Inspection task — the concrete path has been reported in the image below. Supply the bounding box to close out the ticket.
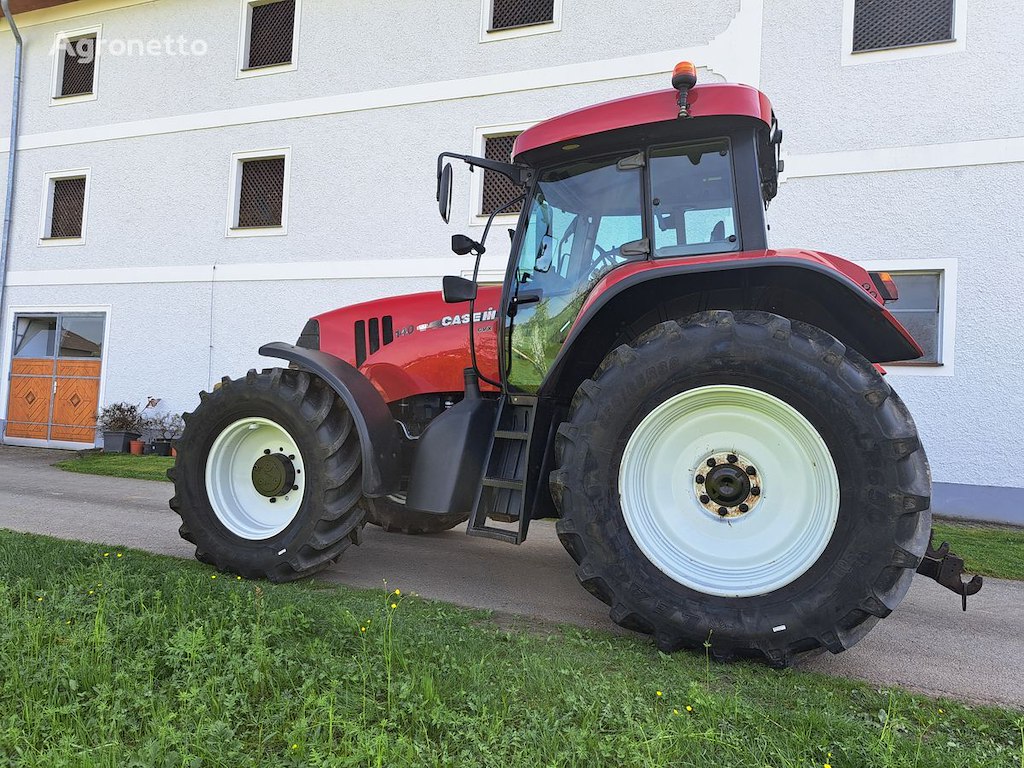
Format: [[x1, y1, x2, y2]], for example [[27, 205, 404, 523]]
[[1, 445, 1021, 710]]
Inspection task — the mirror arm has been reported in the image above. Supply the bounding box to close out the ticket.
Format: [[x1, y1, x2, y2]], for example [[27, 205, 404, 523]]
[[437, 151, 534, 186]]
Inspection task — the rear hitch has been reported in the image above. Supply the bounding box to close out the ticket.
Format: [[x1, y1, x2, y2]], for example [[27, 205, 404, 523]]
[[916, 534, 983, 611]]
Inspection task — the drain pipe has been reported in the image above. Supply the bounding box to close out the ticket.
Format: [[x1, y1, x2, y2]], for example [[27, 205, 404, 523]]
[[0, 0, 22, 331]]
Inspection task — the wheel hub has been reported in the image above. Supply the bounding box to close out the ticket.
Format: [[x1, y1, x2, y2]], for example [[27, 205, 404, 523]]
[[694, 451, 761, 519], [251, 452, 296, 498]]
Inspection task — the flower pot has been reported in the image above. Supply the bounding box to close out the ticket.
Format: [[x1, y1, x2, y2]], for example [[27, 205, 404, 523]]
[[151, 440, 173, 457], [129, 439, 145, 456], [103, 431, 141, 453]]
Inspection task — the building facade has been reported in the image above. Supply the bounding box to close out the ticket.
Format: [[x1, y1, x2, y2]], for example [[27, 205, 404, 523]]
[[0, 0, 1021, 510]]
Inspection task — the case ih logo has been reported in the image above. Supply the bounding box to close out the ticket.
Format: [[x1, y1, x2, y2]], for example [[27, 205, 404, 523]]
[[416, 308, 498, 332]]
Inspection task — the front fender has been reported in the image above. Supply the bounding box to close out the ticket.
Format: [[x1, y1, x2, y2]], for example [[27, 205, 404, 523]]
[[259, 342, 400, 497]]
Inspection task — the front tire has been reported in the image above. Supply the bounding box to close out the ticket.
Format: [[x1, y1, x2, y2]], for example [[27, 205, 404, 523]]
[[552, 311, 931, 665], [170, 368, 365, 582]]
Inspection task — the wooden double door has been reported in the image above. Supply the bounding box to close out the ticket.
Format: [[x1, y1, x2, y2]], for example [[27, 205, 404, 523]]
[[5, 313, 105, 446]]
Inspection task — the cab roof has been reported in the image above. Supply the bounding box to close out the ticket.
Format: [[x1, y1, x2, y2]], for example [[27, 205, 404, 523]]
[[512, 83, 773, 159]]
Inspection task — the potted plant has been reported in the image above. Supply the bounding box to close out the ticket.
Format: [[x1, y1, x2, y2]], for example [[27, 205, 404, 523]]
[[98, 403, 143, 453], [145, 412, 184, 457]]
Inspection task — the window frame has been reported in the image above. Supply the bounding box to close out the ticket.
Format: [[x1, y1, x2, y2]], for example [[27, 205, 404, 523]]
[[479, 0, 563, 43], [841, 0, 966, 66], [236, 0, 301, 79], [226, 148, 292, 238], [38, 168, 91, 247], [856, 258, 957, 376], [470, 121, 537, 227], [49, 24, 102, 105]]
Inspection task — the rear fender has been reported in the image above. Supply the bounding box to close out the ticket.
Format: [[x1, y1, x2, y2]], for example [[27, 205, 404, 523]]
[[260, 342, 400, 497], [540, 258, 923, 402]]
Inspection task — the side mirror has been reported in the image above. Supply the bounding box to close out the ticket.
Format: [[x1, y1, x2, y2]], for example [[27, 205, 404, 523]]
[[442, 275, 477, 304], [437, 163, 453, 223], [451, 233, 485, 256], [534, 234, 554, 272]]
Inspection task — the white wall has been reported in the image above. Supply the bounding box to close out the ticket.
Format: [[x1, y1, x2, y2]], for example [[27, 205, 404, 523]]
[[0, 0, 1021, 490]]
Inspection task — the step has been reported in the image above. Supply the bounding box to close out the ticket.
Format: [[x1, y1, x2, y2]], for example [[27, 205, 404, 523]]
[[481, 477, 524, 491], [493, 430, 529, 441]]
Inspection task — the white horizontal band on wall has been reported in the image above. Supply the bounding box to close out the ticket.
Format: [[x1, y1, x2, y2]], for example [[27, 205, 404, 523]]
[[783, 137, 1024, 179]]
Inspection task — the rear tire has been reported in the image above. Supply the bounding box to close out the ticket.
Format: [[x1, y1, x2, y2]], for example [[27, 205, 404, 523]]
[[551, 310, 931, 665], [169, 368, 366, 582], [362, 496, 468, 535]]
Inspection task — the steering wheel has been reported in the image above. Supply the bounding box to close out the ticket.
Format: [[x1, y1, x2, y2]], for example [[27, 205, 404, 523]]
[[588, 243, 623, 282]]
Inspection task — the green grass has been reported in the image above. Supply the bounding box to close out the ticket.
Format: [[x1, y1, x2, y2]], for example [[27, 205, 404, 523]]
[[1, 531, 1021, 768], [53, 453, 173, 482], [934, 520, 1024, 582]]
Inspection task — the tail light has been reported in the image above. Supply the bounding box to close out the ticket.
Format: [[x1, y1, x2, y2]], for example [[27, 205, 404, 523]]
[[869, 272, 899, 303]]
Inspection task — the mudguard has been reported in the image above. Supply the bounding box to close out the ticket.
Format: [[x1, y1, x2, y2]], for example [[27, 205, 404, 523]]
[[259, 342, 400, 497]]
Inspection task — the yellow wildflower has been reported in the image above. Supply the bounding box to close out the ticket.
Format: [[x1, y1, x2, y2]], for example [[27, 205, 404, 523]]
[[88, 590, 94, 595], [103, 553, 109, 557], [395, 589, 401, 595], [685, 705, 693, 712], [291, 744, 298, 750], [656, 690, 662, 697], [824, 764, 832, 768], [673, 709, 679, 715], [211, 574, 217, 579], [116, 553, 123, 558], [36, 597, 42, 602], [391, 603, 397, 609], [360, 627, 366, 633]]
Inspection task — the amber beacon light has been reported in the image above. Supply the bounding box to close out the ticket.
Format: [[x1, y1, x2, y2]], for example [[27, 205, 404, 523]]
[[671, 61, 698, 118]]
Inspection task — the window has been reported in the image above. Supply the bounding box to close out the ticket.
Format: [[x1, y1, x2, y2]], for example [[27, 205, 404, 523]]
[[239, 0, 299, 76], [886, 272, 941, 364], [481, 0, 562, 41], [51, 26, 101, 103], [227, 149, 290, 236], [842, 0, 964, 64], [39, 170, 89, 245], [852, 0, 954, 52], [491, 0, 554, 30], [508, 153, 645, 391], [649, 140, 739, 257], [481, 133, 524, 217]]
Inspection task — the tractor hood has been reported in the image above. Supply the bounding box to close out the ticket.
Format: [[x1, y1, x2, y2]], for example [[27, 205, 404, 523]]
[[311, 285, 503, 403]]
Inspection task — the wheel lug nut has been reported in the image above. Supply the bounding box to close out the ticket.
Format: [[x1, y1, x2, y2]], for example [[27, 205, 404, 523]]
[[746, 466, 757, 476], [727, 454, 738, 464], [750, 487, 761, 496], [292, 485, 299, 491], [695, 474, 705, 484], [717, 507, 729, 517], [738, 503, 749, 513], [269, 498, 277, 504], [706, 458, 717, 467], [263, 449, 271, 455], [699, 494, 710, 504]]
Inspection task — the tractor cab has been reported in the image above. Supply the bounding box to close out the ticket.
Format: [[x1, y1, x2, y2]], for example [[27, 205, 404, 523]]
[[437, 63, 783, 394]]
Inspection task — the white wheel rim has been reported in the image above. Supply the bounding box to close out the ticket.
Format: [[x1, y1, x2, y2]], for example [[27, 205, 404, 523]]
[[205, 417, 305, 540], [618, 385, 839, 598]]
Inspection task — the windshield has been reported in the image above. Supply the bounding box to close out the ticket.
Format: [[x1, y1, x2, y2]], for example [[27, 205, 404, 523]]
[[649, 139, 738, 257], [507, 154, 645, 392]]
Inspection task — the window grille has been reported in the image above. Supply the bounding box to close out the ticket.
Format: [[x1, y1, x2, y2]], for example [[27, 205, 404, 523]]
[[481, 134, 523, 216], [48, 177, 86, 238], [237, 157, 285, 228], [247, 0, 296, 69], [490, 0, 555, 31], [59, 35, 97, 97], [852, 0, 954, 53]]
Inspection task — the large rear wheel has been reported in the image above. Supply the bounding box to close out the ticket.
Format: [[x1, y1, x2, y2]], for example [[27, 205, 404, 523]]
[[170, 368, 365, 582], [552, 310, 931, 665]]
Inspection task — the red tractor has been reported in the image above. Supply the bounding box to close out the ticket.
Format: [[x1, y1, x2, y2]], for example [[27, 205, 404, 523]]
[[170, 63, 980, 665]]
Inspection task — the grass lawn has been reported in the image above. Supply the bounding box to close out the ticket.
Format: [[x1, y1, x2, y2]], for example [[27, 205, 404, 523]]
[[1, 531, 1021, 767], [933, 520, 1024, 582], [53, 452, 173, 482]]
